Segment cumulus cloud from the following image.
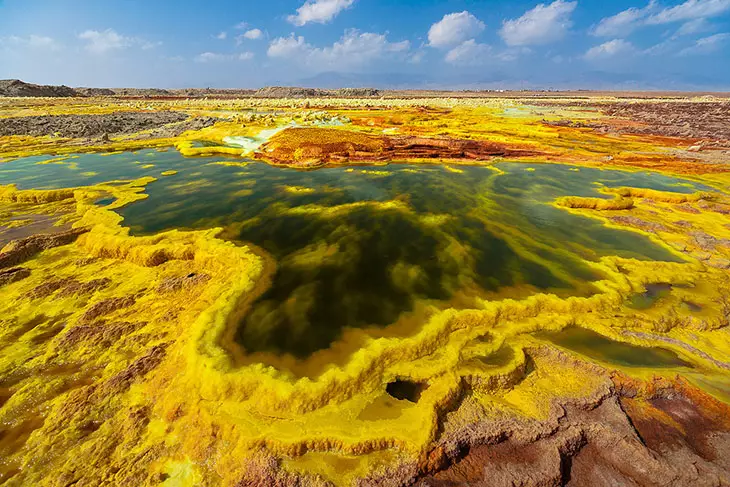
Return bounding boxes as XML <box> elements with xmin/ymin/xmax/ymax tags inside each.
<box><xmin>215</xmin><ymin>32</ymin><xmax>227</xmax><ymax>40</ymax></box>
<box><xmin>647</xmin><ymin>0</ymin><xmax>730</xmax><ymax>24</ymax></box>
<box><xmin>236</xmin><ymin>29</ymin><xmax>263</xmax><ymax>46</ymax></box>
<box><xmin>242</xmin><ymin>29</ymin><xmax>263</xmax><ymax>40</ymax></box>
<box><xmin>500</xmin><ymin>0</ymin><xmax>577</xmax><ymax>46</ymax></box>
<box><xmin>444</xmin><ymin>40</ymin><xmax>491</xmax><ymax>65</ymax></box>
<box><xmin>678</xmin><ymin>32</ymin><xmax>730</xmax><ymax>54</ymax></box>
<box><xmin>78</xmin><ymin>29</ymin><xmax>158</xmax><ymax>54</ymax></box>
<box><xmin>268</xmin><ymin>29</ymin><xmax>409</xmax><ymax>70</ymax></box>
<box><xmin>287</xmin><ymin>0</ymin><xmax>355</xmax><ymax>26</ymax></box>
<box><xmin>428</xmin><ymin>11</ymin><xmax>486</xmax><ymax>48</ymax></box>
<box><xmin>584</xmin><ymin>39</ymin><xmax>635</xmax><ymax>60</ymax></box>
<box><xmin>195</xmin><ymin>51</ymin><xmax>254</xmax><ymax>63</ymax></box>
<box><xmin>592</xmin><ymin>1</ymin><xmax>657</xmax><ymax>37</ymax></box>
<box><xmin>267</xmin><ymin>34</ymin><xmax>310</xmax><ymax>58</ymax></box>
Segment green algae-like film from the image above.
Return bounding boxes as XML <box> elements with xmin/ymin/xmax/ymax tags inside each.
<box><xmin>2</xmin><ymin>94</ymin><xmax>730</xmax><ymax>487</ymax></box>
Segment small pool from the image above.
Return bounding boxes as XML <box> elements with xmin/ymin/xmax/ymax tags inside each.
<box><xmin>537</xmin><ymin>327</ymin><xmax>691</xmax><ymax>368</ymax></box>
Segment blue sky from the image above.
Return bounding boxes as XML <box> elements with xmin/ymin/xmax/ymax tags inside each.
<box><xmin>1</xmin><ymin>0</ymin><xmax>728</xmax><ymax>89</ymax></box>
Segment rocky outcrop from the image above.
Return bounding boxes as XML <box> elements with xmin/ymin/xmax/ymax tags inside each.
<box><xmin>410</xmin><ymin>376</ymin><xmax>730</xmax><ymax>487</ymax></box>
<box><xmin>259</xmin><ymin>127</ymin><xmax>540</xmax><ymax>167</ymax></box>
<box><xmin>0</xmin><ymin>111</ymin><xmax>189</xmax><ymax>138</ymax></box>
<box><xmin>0</xmin><ymin>228</ymin><xmax>88</xmax><ymax>269</ymax></box>
<box><xmin>0</xmin><ymin>79</ymin><xmax>79</xmax><ymax>97</ymax></box>
<box><xmin>254</xmin><ymin>86</ymin><xmax>381</xmax><ymax>98</ymax></box>
<box><xmin>76</xmin><ymin>87</ymin><xmax>116</xmax><ymax>97</ymax></box>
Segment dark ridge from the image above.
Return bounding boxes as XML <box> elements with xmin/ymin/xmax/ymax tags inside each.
<box><xmin>253</xmin><ymin>86</ymin><xmax>381</xmax><ymax>98</ymax></box>
<box><xmin>0</xmin><ymin>79</ymin><xmax>79</xmax><ymax>97</ymax></box>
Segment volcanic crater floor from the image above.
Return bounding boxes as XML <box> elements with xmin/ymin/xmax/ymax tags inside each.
<box><xmin>1</xmin><ymin>95</ymin><xmax>730</xmax><ymax>486</ymax></box>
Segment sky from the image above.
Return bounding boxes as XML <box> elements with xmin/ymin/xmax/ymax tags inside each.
<box><xmin>0</xmin><ymin>0</ymin><xmax>729</xmax><ymax>90</ymax></box>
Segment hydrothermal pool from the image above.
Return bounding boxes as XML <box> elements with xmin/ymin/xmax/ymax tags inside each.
<box><xmin>0</xmin><ymin>149</ymin><xmax>713</xmax><ymax>368</ymax></box>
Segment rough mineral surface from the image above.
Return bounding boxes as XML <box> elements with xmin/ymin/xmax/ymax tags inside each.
<box><xmin>1</xmin><ymin>94</ymin><xmax>730</xmax><ymax>487</ymax></box>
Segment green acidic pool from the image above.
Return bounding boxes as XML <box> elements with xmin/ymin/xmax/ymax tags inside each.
<box><xmin>1</xmin><ymin>150</ymin><xmax>712</xmax><ymax>358</ymax></box>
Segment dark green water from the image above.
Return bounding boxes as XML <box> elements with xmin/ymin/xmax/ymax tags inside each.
<box><xmin>626</xmin><ymin>283</ymin><xmax>673</xmax><ymax>310</ymax></box>
<box><xmin>537</xmin><ymin>327</ymin><xmax>691</xmax><ymax>368</ymax></box>
<box><xmin>0</xmin><ymin>150</ymin><xmax>713</xmax><ymax>358</ymax></box>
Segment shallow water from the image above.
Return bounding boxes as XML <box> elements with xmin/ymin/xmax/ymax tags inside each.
<box><xmin>0</xmin><ymin>150</ymin><xmax>713</xmax><ymax>359</ymax></box>
<box><xmin>626</xmin><ymin>283</ymin><xmax>673</xmax><ymax>310</ymax></box>
<box><xmin>537</xmin><ymin>327</ymin><xmax>691</xmax><ymax>368</ymax></box>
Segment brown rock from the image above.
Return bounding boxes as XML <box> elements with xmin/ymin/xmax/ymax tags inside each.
<box><xmin>156</xmin><ymin>273</ymin><xmax>211</xmax><ymax>293</ymax></box>
<box><xmin>0</xmin><ymin>267</ymin><xmax>30</xmax><ymax>287</ymax></box>
<box><xmin>0</xmin><ymin>228</ymin><xmax>88</xmax><ymax>269</ymax></box>
<box><xmin>79</xmin><ymin>296</ymin><xmax>136</xmax><ymax>323</ymax></box>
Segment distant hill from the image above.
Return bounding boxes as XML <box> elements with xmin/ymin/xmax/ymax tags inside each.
<box><xmin>75</xmin><ymin>87</ymin><xmax>116</xmax><ymax>96</ymax></box>
<box><xmin>253</xmin><ymin>86</ymin><xmax>380</xmax><ymax>98</ymax></box>
<box><xmin>0</xmin><ymin>80</ymin><xmax>380</xmax><ymax>98</ymax></box>
<box><xmin>0</xmin><ymin>79</ymin><xmax>79</xmax><ymax>97</ymax></box>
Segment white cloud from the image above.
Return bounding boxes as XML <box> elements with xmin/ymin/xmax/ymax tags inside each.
<box><xmin>643</xmin><ymin>38</ymin><xmax>679</xmax><ymax>55</ymax></box>
<box><xmin>235</xmin><ymin>22</ymin><xmax>248</xmax><ymax>30</ymax></box>
<box><xmin>27</xmin><ymin>35</ymin><xmax>60</xmax><ymax>50</ymax></box>
<box><xmin>678</xmin><ymin>32</ymin><xmax>730</xmax><ymax>54</ymax></box>
<box><xmin>195</xmin><ymin>51</ymin><xmax>254</xmax><ymax>62</ymax></box>
<box><xmin>444</xmin><ymin>39</ymin><xmax>492</xmax><ymax>65</ymax></box>
<box><xmin>0</xmin><ymin>35</ymin><xmax>60</xmax><ymax>51</ymax></box>
<box><xmin>497</xmin><ymin>47</ymin><xmax>531</xmax><ymax>61</ymax></box>
<box><xmin>408</xmin><ymin>50</ymin><xmax>426</xmax><ymax>64</ymax></box>
<box><xmin>242</xmin><ymin>29</ymin><xmax>263</xmax><ymax>40</ymax></box>
<box><xmin>648</xmin><ymin>0</ymin><xmax>730</xmax><ymax>24</ymax></box>
<box><xmin>78</xmin><ymin>29</ymin><xmax>157</xmax><ymax>54</ymax></box>
<box><xmin>428</xmin><ymin>11</ymin><xmax>486</xmax><ymax>48</ymax></box>
<box><xmin>79</xmin><ymin>29</ymin><xmax>129</xmax><ymax>53</ymax></box>
<box><xmin>594</xmin><ymin>0</ymin><xmax>728</xmax><ymax>38</ymax></box>
<box><xmin>584</xmin><ymin>39</ymin><xmax>635</xmax><ymax>60</ymax></box>
<box><xmin>268</xmin><ymin>29</ymin><xmax>409</xmax><ymax>69</ymax></box>
<box><xmin>267</xmin><ymin>34</ymin><xmax>310</xmax><ymax>58</ymax></box>
<box><xmin>216</xmin><ymin>32</ymin><xmax>227</xmax><ymax>40</ymax></box>
<box><xmin>236</xmin><ymin>29</ymin><xmax>263</xmax><ymax>46</ymax></box>
<box><xmin>500</xmin><ymin>0</ymin><xmax>577</xmax><ymax>46</ymax></box>
<box><xmin>673</xmin><ymin>18</ymin><xmax>713</xmax><ymax>37</ymax></box>
<box><xmin>592</xmin><ymin>1</ymin><xmax>657</xmax><ymax>37</ymax></box>
<box><xmin>287</xmin><ymin>0</ymin><xmax>355</xmax><ymax>26</ymax></box>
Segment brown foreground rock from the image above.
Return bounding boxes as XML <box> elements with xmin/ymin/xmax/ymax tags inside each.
<box><xmin>412</xmin><ymin>376</ymin><xmax>730</xmax><ymax>487</ymax></box>
<box><xmin>0</xmin><ymin>227</ymin><xmax>88</xmax><ymax>269</ymax></box>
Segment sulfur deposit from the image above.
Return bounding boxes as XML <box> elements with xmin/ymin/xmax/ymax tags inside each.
<box><xmin>1</xmin><ymin>96</ymin><xmax>730</xmax><ymax>486</ymax></box>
